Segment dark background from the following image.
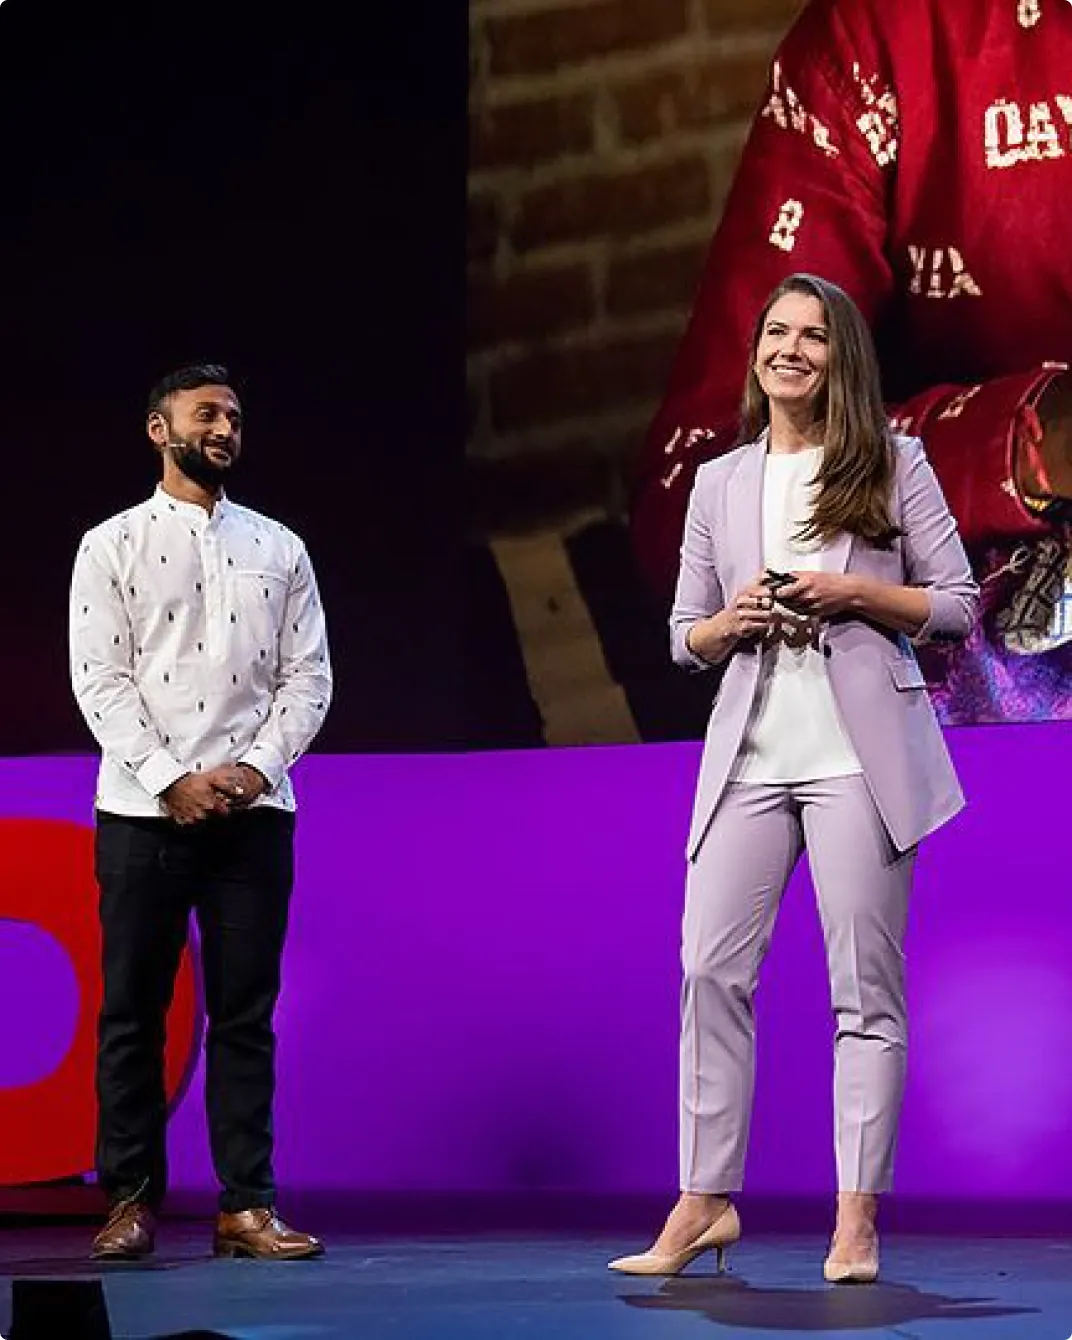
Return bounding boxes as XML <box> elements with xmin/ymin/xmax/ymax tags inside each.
<box><xmin>0</xmin><ymin>0</ymin><xmax>467</xmax><ymax>753</ymax></box>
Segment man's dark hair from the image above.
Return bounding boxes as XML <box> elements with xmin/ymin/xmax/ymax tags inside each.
<box><xmin>147</xmin><ymin>363</ymin><xmax>233</xmax><ymax>419</ymax></box>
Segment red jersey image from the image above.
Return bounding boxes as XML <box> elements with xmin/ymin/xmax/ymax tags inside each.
<box><xmin>632</xmin><ymin>0</ymin><xmax>1072</xmax><ymax>722</ymax></box>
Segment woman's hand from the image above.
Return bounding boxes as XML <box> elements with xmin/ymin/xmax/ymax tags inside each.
<box><xmin>686</xmin><ymin>576</ymin><xmax>776</xmax><ymax>663</ymax></box>
<box><xmin>776</xmin><ymin>572</ymin><xmax>861</xmax><ymax>619</ymax></box>
<box><xmin>723</xmin><ymin>578</ymin><xmax>779</xmax><ymax>640</ymax></box>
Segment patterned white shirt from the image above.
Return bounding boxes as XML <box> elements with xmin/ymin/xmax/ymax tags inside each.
<box><xmin>69</xmin><ymin>486</ymin><xmax>332</xmax><ymax>817</ymax></box>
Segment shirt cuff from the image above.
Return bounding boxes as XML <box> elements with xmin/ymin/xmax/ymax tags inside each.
<box><xmin>135</xmin><ymin>749</ymin><xmax>189</xmax><ymax>798</ymax></box>
<box><xmin>238</xmin><ymin>742</ymin><xmax>288</xmax><ymax>792</ymax></box>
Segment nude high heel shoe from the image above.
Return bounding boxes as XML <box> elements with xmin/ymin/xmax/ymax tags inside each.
<box><xmin>608</xmin><ymin>1202</ymin><xmax>741</xmax><ymax>1276</ymax></box>
<box><xmin>823</xmin><ymin>1236</ymin><xmax>879</xmax><ymax>1283</ymax></box>
<box><xmin>824</xmin><ymin>1192</ymin><xmax>879</xmax><ymax>1283</ymax></box>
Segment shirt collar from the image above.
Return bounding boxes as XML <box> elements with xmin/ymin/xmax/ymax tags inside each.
<box><xmin>153</xmin><ymin>484</ymin><xmax>231</xmax><ymax>523</ymax></box>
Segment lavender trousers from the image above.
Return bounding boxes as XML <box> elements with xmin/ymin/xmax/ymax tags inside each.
<box><xmin>680</xmin><ymin>775</ymin><xmax>915</xmax><ymax>1194</ymax></box>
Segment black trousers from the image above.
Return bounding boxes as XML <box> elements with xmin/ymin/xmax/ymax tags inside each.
<box><xmin>94</xmin><ymin>807</ymin><xmax>294</xmax><ymax>1213</ymax></box>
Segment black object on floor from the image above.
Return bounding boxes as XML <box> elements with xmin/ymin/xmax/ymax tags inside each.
<box><xmin>10</xmin><ymin>1277</ymin><xmax>112</xmax><ymax>1340</ymax></box>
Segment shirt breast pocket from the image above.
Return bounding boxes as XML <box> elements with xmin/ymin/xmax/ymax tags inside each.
<box><xmin>230</xmin><ymin>569</ymin><xmax>289</xmax><ymax>658</ymax></box>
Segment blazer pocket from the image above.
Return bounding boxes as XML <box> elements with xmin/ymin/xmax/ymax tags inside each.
<box><xmin>888</xmin><ymin>657</ymin><xmax>927</xmax><ymax>691</ymax></box>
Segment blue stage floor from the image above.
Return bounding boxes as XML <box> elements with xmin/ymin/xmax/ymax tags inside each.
<box><xmin>2</xmin><ymin>1222</ymin><xmax>1072</xmax><ymax>1340</ymax></box>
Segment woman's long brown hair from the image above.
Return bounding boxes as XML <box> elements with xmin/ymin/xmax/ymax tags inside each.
<box><xmin>740</xmin><ymin>273</ymin><xmax>900</xmax><ymax>549</ymax></box>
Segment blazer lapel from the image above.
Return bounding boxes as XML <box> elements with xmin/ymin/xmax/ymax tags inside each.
<box><xmin>725</xmin><ymin>438</ymin><xmax>766</xmax><ymax>585</ymax></box>
<box><xmin>725</xmin><ymin>434</ymin><xmax>855</xmax><ymax>578</ymax></box>
<box><xmin>822</xmin><ymin>529</ymin><xmax>854</xmax><ymax>574</ymax></box>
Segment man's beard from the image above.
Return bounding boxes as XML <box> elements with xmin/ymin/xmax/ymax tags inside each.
<box><xmin>168</xmin><ymin>435</ymin><xmax>235</xmax><ymax>491</ymax></box>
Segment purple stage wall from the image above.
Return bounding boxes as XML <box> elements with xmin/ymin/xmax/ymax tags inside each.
<box><xmin>2</xmin><ymin>726</ymin><xmax>1072</xmax><ymax>1198</ymax></box>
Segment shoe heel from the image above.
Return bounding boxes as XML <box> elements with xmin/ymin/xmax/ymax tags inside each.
<box><xmin>214</xmin><ymin>1239</ymin><xmax>244</xmax><ymax>1259</ymax></box>
<box><xmin>715</xmin><ymin>1245</ymin><xmax>729</xmax><ymax>1274</ymax></box>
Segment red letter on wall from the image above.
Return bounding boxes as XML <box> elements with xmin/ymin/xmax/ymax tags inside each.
<box><xmin>0</xmin><ymin>819</ymin><xmax>200</xmax><ymax>1185</ymax></box>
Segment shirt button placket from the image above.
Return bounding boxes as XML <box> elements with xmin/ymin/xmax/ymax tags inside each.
<box><xmin>203</xmin><ymin>526</ymin><xmax>224</xmax><ymax>660</ymax></box>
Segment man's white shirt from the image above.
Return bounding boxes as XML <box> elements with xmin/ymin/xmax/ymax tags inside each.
<box><xmin>70</xmin><ymin>487</ymin><xmax>332</xmax><ymax>817</ymax></box>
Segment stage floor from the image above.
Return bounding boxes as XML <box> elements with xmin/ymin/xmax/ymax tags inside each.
<box><xmin>2</xmin><ymin>1220</ymin><xmax>1071</xmax><ymax>1340</ymax></box>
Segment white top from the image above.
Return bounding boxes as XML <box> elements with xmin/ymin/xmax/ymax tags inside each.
<box><xmin>730</xmin><ymin>448</ymin><xmax>862</xmax><ymax>785</ymax></box>
<box><xmin>69</xmin><ymin>487</ymin><xmax>333</xmax><ymax>818</ymax></box>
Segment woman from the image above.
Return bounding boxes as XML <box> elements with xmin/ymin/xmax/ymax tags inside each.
<box><xmin>609</xmin><ymin>274</ymin><xmax>978</xmax><ymax>1284</ymax></box>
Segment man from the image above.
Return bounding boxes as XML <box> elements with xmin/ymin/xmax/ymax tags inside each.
<box><xmin>69</xmin><ymin>364</ymin><xmax>332</xmax><ymax>1260</ymax></box>
<box><xmin>632</xmin><ymin>0</ymin><xmax>1072</xmax><ymax>724</ymax></box>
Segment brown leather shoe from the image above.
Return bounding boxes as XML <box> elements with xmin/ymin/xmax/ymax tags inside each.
<box><xmin>91</xmin><ymin>1201</ymin><xmax>156</xmax><ymax>1260</ymax></box>
<box><xmin>214</xmin><ymin>1208</ymin><xmax>324</xmax><ymax>1260</ymax></box>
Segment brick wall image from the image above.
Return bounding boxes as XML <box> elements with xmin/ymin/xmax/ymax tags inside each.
<box><xmin>467</xmin><ymin>0</ymin><xmax>804</xmax><ymax>746</ymax></box>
